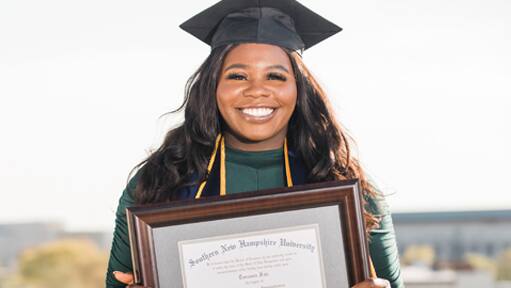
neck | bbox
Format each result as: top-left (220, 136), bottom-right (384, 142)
top-left (223, 129), bottom-right (287, 152)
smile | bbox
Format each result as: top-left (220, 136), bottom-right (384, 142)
top-left (239, 107), bottom-right (275, 118)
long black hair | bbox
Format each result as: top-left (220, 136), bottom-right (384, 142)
top-left (132, 44), bottom-right (379, 228)
top-left (131, 44), bottom-right (231, 204)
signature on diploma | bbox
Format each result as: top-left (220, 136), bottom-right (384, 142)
top-left (239, 271), bottom-right (269, 280)
top-left (239, 271), bottom-right (276, 286)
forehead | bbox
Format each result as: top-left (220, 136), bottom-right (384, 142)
top-left (222, 43), bottom-right (292, 68)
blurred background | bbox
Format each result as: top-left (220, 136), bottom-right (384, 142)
top-left (1, 0), bottom-right (510, 287)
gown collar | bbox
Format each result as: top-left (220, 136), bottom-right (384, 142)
top-left (195, 134), bottom-right (307, 199)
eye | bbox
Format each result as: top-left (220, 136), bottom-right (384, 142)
top-left (267, 72), bottom-right (287, 81)
top-left (226, 73), bottom-right (247, 80)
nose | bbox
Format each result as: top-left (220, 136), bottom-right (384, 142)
top-left (242, 79), bottom-right (271, 98)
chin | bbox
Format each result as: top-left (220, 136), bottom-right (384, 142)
top-left (238, 132), bottom-right (276, 143)
top-left (231, 124), bottom-right (287, 144)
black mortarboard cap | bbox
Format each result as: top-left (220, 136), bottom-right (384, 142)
top-left (180, 0), bottom-right (342, 51)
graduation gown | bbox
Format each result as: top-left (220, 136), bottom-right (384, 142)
top-left (106, 148), bottom-right (404, 288)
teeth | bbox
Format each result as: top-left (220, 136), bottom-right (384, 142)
top-left (241, 107), bottom-right (274, 117)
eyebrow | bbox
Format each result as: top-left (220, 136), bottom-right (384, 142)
top-left (223, 63), bottom-right (290, 73)
top-left (267, 64), bottom-right (290, 73)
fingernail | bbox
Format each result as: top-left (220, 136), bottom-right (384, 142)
top-left (113, 271), bottom-right (118, 274)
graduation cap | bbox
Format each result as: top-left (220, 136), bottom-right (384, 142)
top-left (180, 0), bottom-right (342, 52)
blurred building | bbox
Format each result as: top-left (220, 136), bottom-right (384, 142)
top-left (0, 222), bottom-right (110, 270)
top-left (393, 209), bottom-right (511, 261)
top-left (0, 222), bottom-right (63, 269)
top-left (401, 266), bottom-right (498, 288)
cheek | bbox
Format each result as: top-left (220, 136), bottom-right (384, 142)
top-left (216, 84), bottom-right (236, 120)
top-left (215, 83), bottom-right (228, 112)
top-left (278, 84), bottom-right (298, 112)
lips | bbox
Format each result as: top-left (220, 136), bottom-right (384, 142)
top-left (239, 107), bottom-right (275, 117)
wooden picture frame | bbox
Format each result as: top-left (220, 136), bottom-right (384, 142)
top-left (127, 179), bottom-right (370, 288)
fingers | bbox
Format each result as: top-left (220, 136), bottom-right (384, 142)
top-left (113, 271), bottom-right (134, 285)
top-left (352, 278), bottom-right (391, 288)
top-left (372, 278), bottom-right (391, 288)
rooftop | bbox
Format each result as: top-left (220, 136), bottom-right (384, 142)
top-left (393, 209), bottom-right (511, 223)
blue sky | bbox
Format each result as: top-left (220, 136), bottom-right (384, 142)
top-left (1, 0), bottom-right (510, 231)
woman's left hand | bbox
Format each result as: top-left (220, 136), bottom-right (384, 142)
top-left (352, 278), bottom-right (391, 288)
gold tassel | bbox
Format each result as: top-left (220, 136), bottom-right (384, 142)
top-left (369, 256), bottom-right (377, 278)
top-left (220, 136), bottom-right (226, 196)
top-left (284, 138), bottom-right (293, 187)
top-left (195, 134), bottom-right (222, 199)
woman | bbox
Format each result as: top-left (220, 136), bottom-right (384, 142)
top-left (107, 1), bottom-right (404, 288)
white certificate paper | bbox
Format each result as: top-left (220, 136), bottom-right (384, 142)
top-left (178, 224), bottom-right (326, 288)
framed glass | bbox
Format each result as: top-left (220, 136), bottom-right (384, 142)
top-left (127, 180), bottom-right (371, 288)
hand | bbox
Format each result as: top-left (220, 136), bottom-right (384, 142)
top-left (352, 278), bottom-right (391, 288)
top-left (113, 271), bottom-right (151, 288)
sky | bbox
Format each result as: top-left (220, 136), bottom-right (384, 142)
top-left (0, 0), bottom-right (510, 232)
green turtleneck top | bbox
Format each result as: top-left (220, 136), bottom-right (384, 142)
top-left (225, 146), bottom-right (285, 194)
top-left (106, 148), bottom-right (404, 288)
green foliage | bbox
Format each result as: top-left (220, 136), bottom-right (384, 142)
top-left (402, 244), bottom-right (436, 266)
top-left (465, 253), bottom-right (497, 276)
top-left (497, 248), bottom-right (511, 281)
top-left (16, 239), bottom-right (108, 288)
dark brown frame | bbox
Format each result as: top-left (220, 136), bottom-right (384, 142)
top-left (127, 179), bottom-right (370, 288)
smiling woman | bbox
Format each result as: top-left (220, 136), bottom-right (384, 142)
top-left (217, 43), bottom-right (297, 151)
top-left (106, 0), bottom-right (403, 288)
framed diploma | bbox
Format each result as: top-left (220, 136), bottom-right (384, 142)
top-left (127, 180), bottom-right (371, 288)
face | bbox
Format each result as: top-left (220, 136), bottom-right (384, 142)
top-left (216, 43), bottom-right (297, 151)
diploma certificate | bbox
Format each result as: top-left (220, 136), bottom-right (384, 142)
top-left (178, 225), bottom-right (326, 288)
top-left (127, 181), bottom-right (371, 287)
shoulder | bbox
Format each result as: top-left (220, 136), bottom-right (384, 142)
top-left (364, 192), bottom-right (390, 217)
top-left (121, 166), bottom-right (200, 203)
top-left (362, 177), bottom-right (391, 217)
top-left (116, 169), bottom-right (142, 211)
